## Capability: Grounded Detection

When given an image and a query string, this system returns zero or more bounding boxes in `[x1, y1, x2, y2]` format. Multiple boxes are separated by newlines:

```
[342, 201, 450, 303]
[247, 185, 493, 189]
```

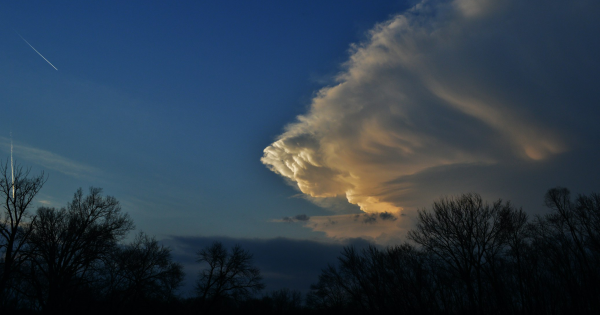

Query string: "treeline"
[0, 163, 185, 314]
[0, 162, 293, 315]
[2, 161, 599, 314]
[307, 190, 600, 315]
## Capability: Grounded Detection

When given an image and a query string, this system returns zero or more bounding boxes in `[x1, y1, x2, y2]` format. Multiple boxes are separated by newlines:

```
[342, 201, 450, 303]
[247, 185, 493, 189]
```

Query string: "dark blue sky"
[1, 0, 599, 294]
[0, 0, 408, 240]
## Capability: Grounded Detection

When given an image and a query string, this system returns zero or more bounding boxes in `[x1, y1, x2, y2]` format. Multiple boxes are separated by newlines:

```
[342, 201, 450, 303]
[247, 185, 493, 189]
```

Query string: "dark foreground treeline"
[0, 162, 186, 315]
[306, 189, 600, 315]
[1, 161, 599, 315]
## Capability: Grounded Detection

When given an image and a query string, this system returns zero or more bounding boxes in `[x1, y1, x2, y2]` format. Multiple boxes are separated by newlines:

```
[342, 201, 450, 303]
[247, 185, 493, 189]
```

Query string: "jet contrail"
[14, 30, 58, 71]
[10, 132, 15, 199]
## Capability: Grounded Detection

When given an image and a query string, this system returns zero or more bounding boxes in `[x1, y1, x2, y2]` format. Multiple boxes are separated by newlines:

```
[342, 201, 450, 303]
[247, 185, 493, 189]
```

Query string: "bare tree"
[25, 187, 134, 313]
[543, 187, 600, 275]
[407, 193, 518, 315]
[308, 243, 439, 314]
[268, 288, 303, 313]
[529, 187, 600, 313]
[306, 264, 351, 312]
[101, 232, 184, 306]
[196, 241, 264, 312]
[0, 160, 46, 305]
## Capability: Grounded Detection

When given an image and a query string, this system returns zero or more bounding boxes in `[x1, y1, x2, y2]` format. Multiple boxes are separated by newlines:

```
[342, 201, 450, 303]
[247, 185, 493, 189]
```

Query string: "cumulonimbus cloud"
[262, 0, 599, 214]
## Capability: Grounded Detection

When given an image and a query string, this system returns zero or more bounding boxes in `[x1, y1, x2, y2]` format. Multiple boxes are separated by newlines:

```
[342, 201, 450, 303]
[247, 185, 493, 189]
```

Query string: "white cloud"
[262, 0, 599, 219]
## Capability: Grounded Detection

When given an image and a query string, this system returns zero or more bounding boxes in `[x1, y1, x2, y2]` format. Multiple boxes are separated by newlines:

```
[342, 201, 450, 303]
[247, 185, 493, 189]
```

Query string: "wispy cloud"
[262, 0, 598, 216]
[0, 137, 100, 178]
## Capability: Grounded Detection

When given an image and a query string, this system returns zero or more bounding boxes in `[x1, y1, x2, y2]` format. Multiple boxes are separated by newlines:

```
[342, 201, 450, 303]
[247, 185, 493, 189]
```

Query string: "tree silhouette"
[307, 243, 439, 314]
[407, 193, 519, 314]
[0, 160, 46, 307]
[101, 231, 184, 309]
[196, 241, 264, 312]
[268, 288, 303, 313]
[25, 187, 134, 313]
[528, 187, 600, 313]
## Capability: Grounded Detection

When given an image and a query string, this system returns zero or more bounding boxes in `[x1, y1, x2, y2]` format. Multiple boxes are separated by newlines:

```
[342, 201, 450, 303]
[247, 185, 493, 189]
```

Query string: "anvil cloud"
[262, 0, 600, 217]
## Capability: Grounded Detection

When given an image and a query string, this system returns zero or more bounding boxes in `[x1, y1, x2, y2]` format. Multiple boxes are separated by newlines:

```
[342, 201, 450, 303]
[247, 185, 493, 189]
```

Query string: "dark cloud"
[379, 212, 397, 221]
[294, 214, 310, 221]
[163, 236, 373, 295]
[279, 214, 311, 223]
[282, 216, 294, 223]
[296, 212, 413, 243]
[363, 213, 377, 224]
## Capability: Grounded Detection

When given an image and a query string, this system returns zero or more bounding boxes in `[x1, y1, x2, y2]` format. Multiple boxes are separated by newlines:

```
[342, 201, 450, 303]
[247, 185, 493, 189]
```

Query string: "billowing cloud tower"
[263, 0, 599, 218]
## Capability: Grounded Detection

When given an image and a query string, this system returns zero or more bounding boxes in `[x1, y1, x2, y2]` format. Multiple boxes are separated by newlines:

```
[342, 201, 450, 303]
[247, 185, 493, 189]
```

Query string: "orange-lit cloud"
[262, 0, 597, 220]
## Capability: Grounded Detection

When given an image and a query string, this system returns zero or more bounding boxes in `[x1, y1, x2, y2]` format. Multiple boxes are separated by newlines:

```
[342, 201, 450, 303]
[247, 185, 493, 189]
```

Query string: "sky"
[1, 0, 600, 293]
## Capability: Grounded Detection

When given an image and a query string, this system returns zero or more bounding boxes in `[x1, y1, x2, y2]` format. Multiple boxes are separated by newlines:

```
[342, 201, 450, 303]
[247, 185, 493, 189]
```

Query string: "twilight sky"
[1, 0, 599, 292]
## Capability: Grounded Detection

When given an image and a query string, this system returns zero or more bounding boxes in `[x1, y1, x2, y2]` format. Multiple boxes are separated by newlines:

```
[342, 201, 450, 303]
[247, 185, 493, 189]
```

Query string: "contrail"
[10, 132, 15, 199]
[14, 30, 58, 71]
